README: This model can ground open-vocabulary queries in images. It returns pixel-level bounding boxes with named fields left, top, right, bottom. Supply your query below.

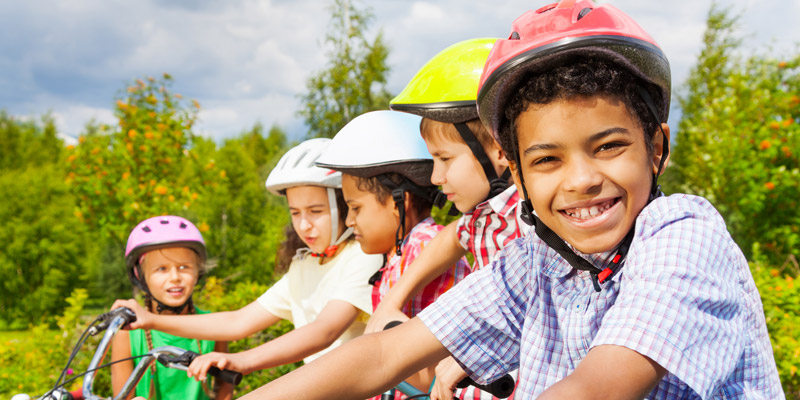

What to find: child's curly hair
left=499, top=58, right=665, bottom=160
left=353, top=173, right=433, bottom=218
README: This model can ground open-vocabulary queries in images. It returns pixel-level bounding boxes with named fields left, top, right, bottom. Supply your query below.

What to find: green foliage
left=0, top=111, right=62, bottom=171
left=663, top=5, right=800, bottom=264
left=0, top=289, right=107, bottom=398
left=751, top=248, right=800, bottom=397
left=0, top=165, right=97, bottom=327
left=297, top=0, right=392, bottom=138
left=67, top=74, right=200, bottom=245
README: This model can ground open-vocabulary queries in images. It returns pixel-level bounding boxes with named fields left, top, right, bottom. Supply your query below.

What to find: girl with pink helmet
left=113, top=138, right=383, bottom=391
left=111, top=215, right=233, bottom=400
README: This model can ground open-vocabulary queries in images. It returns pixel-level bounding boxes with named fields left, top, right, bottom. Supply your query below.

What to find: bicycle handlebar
left=14, top=307, right=242, bottom=400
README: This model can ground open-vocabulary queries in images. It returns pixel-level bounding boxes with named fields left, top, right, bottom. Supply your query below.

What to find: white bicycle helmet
left=266, top=138, right=351, bottom=258
left=317, top=110, right=445, bottom=255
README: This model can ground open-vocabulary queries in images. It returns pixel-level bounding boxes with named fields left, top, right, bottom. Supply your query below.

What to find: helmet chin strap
left=297, top=188, right=354, bottom=259
left=449, top=122, right=511, bottom=216
left=514, top=86, right=668, bottom=292
left=377, top=174, right=446, bottom=256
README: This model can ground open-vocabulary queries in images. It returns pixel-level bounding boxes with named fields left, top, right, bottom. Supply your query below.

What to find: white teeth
left=565, top=200, right=613, bottom=220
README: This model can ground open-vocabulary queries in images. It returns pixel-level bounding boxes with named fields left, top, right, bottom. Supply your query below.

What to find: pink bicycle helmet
left=125, top=215, right=206, bottom=293
left=477, top=0, right=670, bottom=141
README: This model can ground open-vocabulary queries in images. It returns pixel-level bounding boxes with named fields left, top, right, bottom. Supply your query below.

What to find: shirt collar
left=476, top=185, right=519, bottom=217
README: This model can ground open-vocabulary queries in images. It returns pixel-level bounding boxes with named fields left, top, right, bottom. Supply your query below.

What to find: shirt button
left=475, top=221, right=483, bottom=228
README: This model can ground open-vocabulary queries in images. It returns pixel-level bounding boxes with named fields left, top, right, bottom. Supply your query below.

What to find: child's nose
left=563, top=157, right=603, bottom=193
left=430, top=162, right=446, bottom=186
left=345, top=211, right=355, bottom=228
left=299, top=216, right=313, bottom=231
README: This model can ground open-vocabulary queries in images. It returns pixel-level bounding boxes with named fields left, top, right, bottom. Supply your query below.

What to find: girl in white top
left=114, top=138, right=383, bottom=381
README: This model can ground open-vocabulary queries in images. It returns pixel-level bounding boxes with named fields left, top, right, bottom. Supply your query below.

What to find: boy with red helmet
left=241, top=1, right=782, bottom=398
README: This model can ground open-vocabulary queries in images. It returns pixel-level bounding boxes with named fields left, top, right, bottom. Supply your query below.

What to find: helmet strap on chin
left=453, top=122, right=511, bottom=202
left=511, top=119, right=633, bottom=292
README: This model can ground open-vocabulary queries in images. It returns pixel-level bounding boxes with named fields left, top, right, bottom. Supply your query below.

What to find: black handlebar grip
left=208, top=366, right=243, bottom=386
left=383, top=321, right=403, bottom=330
left=456, top=374, right=515, bottom=399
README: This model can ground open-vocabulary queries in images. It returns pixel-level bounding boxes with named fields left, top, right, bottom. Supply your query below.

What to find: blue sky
left=1, top=0, right=798, bottom=143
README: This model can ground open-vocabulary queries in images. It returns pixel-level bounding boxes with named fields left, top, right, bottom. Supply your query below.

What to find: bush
left=751, top=246, right=800, bottom=397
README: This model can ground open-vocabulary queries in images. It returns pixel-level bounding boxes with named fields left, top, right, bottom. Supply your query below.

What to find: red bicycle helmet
left=477, top=0, right=670, bottom=141
left=476, top=0, right=672, bottom=293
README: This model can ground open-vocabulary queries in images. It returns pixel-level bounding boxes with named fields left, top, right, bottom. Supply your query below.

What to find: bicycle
left=379, top=321, right=514, bottom=400
left=11, top=307, right=242, bottom=400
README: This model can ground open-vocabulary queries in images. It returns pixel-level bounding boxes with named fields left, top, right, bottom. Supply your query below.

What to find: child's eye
left=596, top=141, right=628, bottom=153
left=533, top=156, right=558, bottom=165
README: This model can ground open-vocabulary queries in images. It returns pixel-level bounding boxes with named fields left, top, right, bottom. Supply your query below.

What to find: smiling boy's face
left=514, top=94, right=668, bottom=254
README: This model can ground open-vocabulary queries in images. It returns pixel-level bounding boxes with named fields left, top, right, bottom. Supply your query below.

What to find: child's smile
left=515, top=95, right=666, bottom=254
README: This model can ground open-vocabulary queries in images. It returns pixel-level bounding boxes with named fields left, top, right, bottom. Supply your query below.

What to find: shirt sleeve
left=455, top=212, right=473, bottom=251
left=591, top=206, right=747, bottom=399
left=418, top=241, right=531, bottom=384
left=256, top=274, right=293, bottom=321
left=328, top=245, right=383, bottom=316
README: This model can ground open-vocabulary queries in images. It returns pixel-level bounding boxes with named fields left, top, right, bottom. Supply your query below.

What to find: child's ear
left=489, top=141, right=510, bottom=171
left=652, top=123, right=671, bottom=175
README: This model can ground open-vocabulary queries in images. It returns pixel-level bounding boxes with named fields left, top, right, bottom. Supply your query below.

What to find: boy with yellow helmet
left=371, top=37, right=522, bottom=400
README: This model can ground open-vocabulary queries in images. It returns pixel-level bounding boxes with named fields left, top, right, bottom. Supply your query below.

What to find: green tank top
left=128, top=309, right=216, bottom=400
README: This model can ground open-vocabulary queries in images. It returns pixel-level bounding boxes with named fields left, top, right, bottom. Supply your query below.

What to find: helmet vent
left=179, top=222, right=187, bottom=229
left=510, top=31, right=520, bottom=40
left=536, top=4, right=557, bottom=14
left=160, top=219, right=169, bottom=224
left=142, top=226, right=151, bottom=233
left=577, top=7, right=592, bottom=20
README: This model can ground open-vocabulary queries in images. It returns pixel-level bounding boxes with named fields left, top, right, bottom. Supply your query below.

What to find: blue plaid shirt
left=418, top=194, right=783, bottom=399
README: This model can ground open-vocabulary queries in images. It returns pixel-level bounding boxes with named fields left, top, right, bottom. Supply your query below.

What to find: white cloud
left=1, top=0, right=797, bottom=143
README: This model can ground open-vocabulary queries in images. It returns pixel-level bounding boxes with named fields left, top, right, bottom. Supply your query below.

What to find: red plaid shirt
left=456, top=185, right=522, bottom=271
left=369, top=217, right=470, bottom=400
left=372, top=217, right=470, bottom=316
left=455, top=185, right=522, bottom=400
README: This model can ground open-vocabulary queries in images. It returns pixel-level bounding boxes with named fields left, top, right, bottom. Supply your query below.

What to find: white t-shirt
left=257, top=240, right=383, bottom=362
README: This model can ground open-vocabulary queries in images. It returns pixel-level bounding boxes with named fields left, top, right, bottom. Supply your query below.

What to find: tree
left=0, top=111, right=61, bottom=171
left=67, top=74, right=200, bottom=245
left=662, top=5, right=800, bottom=264
left=0, top=165, right=97, bottom=327
left=297, top=0, right=392, bottom=138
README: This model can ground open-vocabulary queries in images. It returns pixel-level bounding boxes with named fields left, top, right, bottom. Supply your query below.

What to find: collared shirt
left=372, top=217, right=471, bottom=317
left=456, top=185, right=523, bottom=271
left=419, top=194, right=783, bottom=399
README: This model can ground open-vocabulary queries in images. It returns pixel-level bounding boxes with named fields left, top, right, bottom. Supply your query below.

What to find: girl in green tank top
left=111, top=216, right=233, bottom=400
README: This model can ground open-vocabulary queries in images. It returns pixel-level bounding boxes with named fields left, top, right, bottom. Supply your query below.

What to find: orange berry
left=783, top=119, right=793, bottom=127
left=168, top=195, right=175, bottom=202
left=782, top=146, right=792, bottom=157
left=145, top=131, right=154, bottom=139
left=126, top=142, right=134, bottom=152
left=155, top=186, right=168, bottom=195
left=759, top=140, right=771, bottom=150
left=128, top=129, right=137, bottom=138
left=778, top=61, right=787, bottom=68
left=768, top=121, right=780, bottom=130
left=198, top=222, right=210, bottom=232
left=765, top=182, right=775, bottom=190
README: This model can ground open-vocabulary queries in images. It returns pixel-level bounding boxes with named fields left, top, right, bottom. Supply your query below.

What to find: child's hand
left=365, top=304, right=409, bottom=334
left=187, top=352, right=246, bottom=382
left=111, top=299, right=152, bottom=330
left=430, top=356, right=468, bottom=400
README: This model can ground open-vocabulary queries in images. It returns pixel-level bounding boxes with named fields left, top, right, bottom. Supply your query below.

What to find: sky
left=1, top=0, right=798, bottom=144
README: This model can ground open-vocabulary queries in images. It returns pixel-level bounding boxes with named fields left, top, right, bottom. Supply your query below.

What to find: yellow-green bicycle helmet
left=391, top=38, right=510, bottom=206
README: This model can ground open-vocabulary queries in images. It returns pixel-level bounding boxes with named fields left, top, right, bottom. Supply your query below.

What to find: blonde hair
left=420, top=118, right=497, bottom=153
